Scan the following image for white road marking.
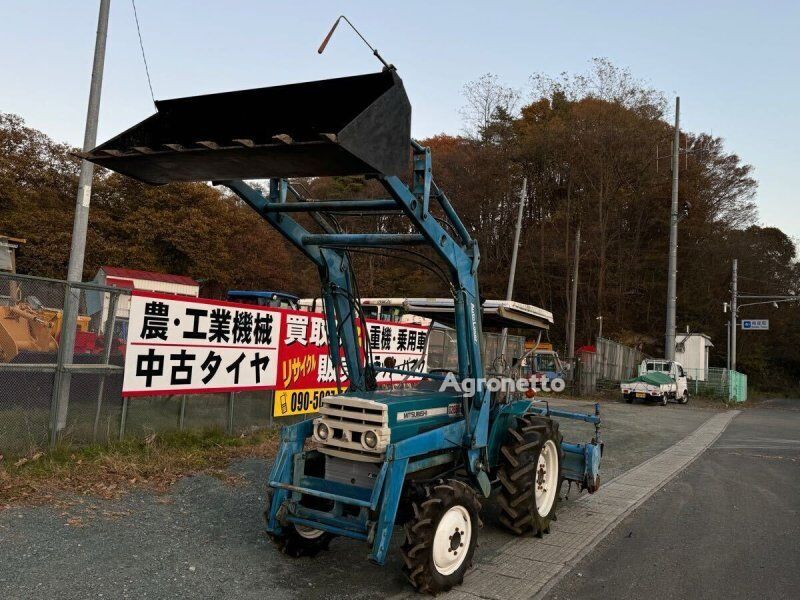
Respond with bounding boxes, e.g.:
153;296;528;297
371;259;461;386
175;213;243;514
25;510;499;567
434;410;740;600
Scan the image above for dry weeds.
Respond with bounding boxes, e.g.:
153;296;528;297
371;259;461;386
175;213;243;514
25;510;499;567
0;429;279;510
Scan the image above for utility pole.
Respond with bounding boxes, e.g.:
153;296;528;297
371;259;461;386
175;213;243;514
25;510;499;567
730;258;738;372
567;225;581;360
726;320;731;372
665;96;680;361
596;314;603;342
500;178;527;360
53;0;111;437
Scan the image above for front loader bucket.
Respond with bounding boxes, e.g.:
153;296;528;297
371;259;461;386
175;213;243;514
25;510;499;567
83;70;411;184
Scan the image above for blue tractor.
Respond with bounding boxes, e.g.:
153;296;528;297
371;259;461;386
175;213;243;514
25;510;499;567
84;64;602;594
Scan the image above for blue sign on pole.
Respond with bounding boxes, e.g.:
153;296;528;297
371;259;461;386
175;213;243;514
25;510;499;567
741;319;769;331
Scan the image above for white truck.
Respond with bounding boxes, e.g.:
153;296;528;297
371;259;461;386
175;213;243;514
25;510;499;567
620;359;689;405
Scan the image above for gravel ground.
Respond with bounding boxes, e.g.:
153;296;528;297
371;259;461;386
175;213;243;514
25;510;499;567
0;397;724;599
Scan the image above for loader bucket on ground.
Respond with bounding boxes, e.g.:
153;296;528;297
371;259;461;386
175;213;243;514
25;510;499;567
83;70;411;184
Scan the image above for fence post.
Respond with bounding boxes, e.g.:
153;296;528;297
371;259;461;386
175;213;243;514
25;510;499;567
119;396;128;441
49;280;71;448
268;390;274;428
93;291;119;442
227;391;235;435
179;395;187;431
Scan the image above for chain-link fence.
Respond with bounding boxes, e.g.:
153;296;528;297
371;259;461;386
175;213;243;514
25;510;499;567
683;367;747;402
1;272;125;453
5;271;745;455
3;274;534;455
0;272;294;455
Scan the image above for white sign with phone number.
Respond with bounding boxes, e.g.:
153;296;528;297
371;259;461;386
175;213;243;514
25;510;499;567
123;292;281;396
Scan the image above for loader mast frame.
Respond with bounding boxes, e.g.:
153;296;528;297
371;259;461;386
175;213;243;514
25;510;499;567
220;141;492;474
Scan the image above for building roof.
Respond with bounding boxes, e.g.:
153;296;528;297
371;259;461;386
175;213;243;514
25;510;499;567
101;266;199;287
0;235;26;244
677;332;714;347
299;297;554;330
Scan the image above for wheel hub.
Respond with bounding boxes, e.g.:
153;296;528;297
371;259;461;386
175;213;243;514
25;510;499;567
535;440;559;517
433;506;472;575
448;528;463;553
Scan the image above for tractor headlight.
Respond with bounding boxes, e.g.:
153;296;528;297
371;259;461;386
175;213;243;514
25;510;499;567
363;430;379;449
315;422;329;441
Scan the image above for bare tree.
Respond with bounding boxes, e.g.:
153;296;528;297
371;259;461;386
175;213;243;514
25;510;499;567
460;73;520;140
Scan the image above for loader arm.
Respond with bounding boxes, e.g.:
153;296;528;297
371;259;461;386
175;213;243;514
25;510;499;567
218;143;492;476
81;69;493;479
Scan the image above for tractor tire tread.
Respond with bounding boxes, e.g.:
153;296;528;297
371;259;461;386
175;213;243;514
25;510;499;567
497;415;563;537
400;478;481;594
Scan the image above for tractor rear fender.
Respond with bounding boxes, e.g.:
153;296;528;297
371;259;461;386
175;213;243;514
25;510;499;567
486;399;534;468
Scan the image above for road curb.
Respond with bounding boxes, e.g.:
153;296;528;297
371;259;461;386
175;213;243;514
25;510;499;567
438;409;740;600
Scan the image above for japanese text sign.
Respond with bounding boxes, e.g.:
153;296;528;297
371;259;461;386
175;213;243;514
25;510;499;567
123;291;428;411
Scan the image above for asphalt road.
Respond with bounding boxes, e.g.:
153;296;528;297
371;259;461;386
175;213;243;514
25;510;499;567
548;397;800;600
0;398;721;599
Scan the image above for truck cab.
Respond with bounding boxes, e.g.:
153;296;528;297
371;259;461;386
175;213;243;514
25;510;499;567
516;341;566;383
532;349;566;381
623;359;689;405
642;359;687;387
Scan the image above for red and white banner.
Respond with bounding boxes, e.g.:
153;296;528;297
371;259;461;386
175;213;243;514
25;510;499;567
122;291;428;415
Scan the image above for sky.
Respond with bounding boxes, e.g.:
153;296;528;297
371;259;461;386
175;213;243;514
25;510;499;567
1;1;798;242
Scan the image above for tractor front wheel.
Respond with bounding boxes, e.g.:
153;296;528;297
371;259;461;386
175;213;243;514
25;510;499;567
497;415;563;537
401;479;482;594
264;490;334;558
268;524;335;558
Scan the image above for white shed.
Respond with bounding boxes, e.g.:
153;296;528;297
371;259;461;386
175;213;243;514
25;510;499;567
674;333;713;380
87;267;200;336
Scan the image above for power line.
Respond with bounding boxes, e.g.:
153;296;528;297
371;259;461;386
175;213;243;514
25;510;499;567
131;0;155;104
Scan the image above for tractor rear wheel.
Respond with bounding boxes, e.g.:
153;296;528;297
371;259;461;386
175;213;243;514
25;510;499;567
497;415;563;537
401;479;482;594
264;489;334;558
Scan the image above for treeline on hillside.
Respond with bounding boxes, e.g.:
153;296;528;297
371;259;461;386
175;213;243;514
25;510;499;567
1;59;798;388
0;112;297;296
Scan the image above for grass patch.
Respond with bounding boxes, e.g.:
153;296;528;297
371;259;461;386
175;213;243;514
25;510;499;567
0;428;279;510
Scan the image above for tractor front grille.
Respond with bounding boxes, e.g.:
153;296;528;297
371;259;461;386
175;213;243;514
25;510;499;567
312;395;390;463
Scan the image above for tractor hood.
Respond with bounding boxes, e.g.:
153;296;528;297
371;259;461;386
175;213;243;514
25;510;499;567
342;387;463;444
365;388;462;426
